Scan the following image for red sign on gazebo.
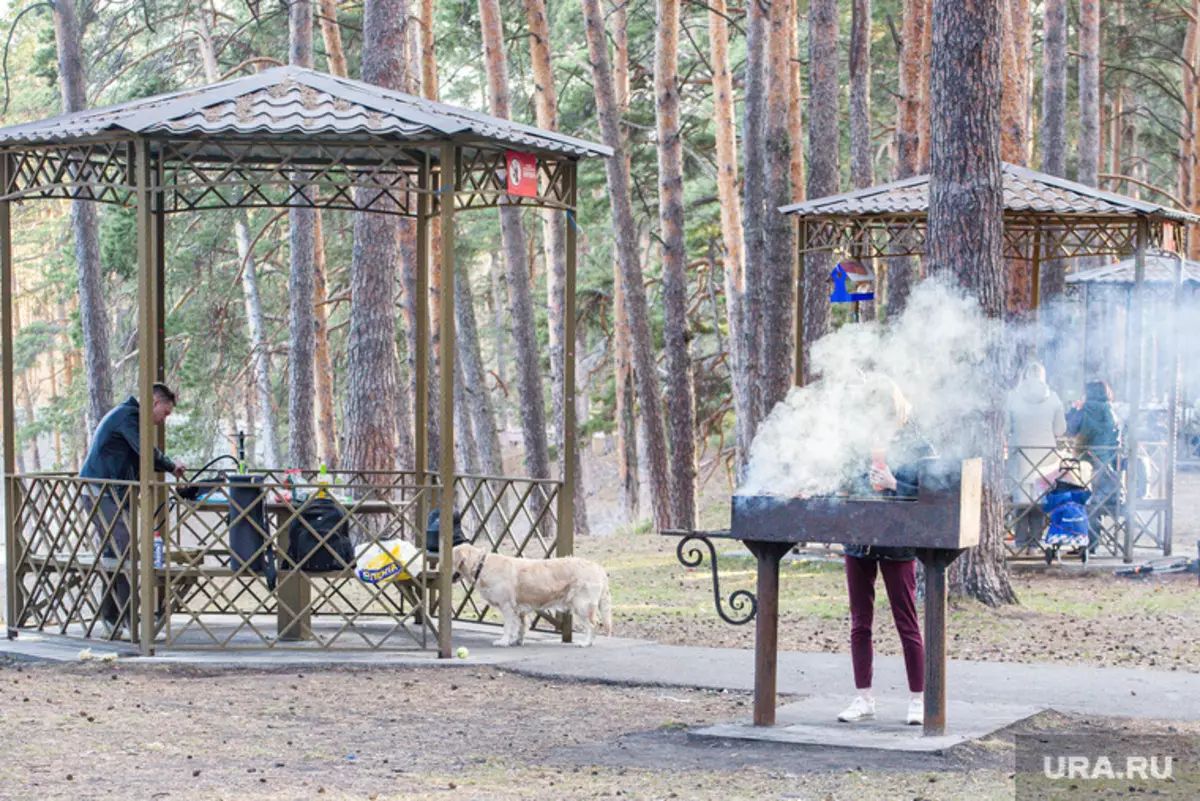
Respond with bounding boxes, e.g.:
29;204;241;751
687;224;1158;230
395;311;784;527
506;150;538;197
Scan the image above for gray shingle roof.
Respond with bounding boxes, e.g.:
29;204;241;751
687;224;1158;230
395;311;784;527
1066;253;1200;286
0;66;611;159
780;163;1198;224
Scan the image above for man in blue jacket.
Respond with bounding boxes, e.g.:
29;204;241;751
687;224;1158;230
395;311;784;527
80;383;187;638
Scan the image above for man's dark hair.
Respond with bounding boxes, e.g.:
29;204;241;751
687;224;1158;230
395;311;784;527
153;383;178;405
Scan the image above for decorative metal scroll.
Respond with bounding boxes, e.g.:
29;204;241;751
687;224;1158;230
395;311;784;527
673;532;756;626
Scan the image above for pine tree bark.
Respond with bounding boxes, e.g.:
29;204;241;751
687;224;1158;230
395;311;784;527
1078;0;1101;187
1187;1;1200;260
850;0;873;190
789;7;806;203
741;0;768;407
1039;0;1068;301
890;0;929;316
927;0;1016;606
916;0;933;174
708;0;753;477
762;0;795;406
1000;0;1025;165
53;0;111;435
479;0;551;484
525;0;590;534
314;0;346;468
318;0;348;77
343;0;406;473
804;0;838;383
655;0;696;528
287;0;319;468
489;254;509;432
612;2;639;522
455;266;503;475
581;0;673;528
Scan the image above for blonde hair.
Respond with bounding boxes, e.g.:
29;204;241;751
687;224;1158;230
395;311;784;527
1022;361;1047;382
860;372;912;428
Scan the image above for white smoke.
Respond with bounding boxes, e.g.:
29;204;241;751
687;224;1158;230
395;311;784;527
739;279;1012;498
739;265;1200;499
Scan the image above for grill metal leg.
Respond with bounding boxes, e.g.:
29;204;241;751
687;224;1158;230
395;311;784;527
918;548;963;736
746;540;792;726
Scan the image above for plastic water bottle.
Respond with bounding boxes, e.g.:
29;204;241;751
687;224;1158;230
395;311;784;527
153;532;165;568
316;464;332;499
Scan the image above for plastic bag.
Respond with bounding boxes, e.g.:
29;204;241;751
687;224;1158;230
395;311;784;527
355;538;425;584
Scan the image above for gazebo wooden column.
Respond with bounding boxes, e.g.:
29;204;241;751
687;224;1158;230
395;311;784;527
437;142;457;658
1122;218;1148;563
2;153;16;638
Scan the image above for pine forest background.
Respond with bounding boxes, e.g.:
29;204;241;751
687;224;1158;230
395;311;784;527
2;0;1194;539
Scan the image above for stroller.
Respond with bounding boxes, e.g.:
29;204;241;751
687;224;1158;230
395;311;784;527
1039;458;1092;564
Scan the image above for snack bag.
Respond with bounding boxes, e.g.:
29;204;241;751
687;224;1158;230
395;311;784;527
355;538;425;584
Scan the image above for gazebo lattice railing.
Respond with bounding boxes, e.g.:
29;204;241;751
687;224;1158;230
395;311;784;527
782;163;1198;562
2;66;611;654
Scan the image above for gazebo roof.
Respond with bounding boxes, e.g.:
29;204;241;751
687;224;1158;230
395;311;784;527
780;163;1198;224
1066;252;1200;286
0;66;611;159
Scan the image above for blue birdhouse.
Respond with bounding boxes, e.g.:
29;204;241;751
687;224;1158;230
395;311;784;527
830;261;876;303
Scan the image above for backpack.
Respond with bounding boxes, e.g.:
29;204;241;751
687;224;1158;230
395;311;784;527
228;474;277;591
287;498;355;571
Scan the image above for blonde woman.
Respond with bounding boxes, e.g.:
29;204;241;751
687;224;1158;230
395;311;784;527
838;375;930;726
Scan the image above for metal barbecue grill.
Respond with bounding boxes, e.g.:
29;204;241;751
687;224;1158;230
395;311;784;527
664;457;982;736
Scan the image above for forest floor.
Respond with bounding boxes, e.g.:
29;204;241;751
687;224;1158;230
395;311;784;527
2;660;1197;800
578;468;1200;674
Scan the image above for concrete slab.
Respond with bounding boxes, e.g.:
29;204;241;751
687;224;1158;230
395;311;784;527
692;696;1043;753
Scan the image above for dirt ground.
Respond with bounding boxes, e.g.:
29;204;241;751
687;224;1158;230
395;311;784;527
579;472;1200;674
2;661;1197;800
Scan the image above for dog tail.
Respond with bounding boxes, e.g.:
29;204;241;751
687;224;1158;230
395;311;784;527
599;574;613;636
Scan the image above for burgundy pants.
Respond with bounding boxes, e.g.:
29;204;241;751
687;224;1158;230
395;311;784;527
844;556;925;692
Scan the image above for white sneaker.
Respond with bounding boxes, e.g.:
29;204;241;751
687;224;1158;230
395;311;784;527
907;696;924;725
837;695;876;722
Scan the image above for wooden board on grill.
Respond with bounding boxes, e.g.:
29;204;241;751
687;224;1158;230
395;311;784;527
730;458;981;551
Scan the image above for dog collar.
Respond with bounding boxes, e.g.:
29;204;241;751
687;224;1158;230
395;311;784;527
471;552;488;584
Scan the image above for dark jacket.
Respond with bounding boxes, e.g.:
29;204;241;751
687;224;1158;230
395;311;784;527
79;396;175;483
844;423;934;562
1068;400;1120;467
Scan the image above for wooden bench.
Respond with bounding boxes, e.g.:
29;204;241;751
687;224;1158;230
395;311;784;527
21;548;441;642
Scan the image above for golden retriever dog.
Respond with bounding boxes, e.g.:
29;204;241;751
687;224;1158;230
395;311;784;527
452;543;613;647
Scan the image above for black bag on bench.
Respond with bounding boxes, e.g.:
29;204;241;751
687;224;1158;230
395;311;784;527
287;498;355;572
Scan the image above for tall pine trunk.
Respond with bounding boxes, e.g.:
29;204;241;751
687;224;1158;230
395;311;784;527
1001;0;1032;317
581;0;673;529
1078;0;1101;188
655;0;696;528
53;0;111;434
478;0;551;485
741;0;768;412
890;0;929;316
1039;0;1069;387
761;0;795;407
789;8;806;203
708;0;752;477
288;0;318;469
611;2;639;521
343;0;406;473
804;0;839;384
928;0;1016;606
455;265;503;475
525;0;590;534
314;0;346;468
849;0;876;321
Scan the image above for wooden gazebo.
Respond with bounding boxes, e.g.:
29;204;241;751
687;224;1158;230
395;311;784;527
1;67;610;655
781;164;1198;560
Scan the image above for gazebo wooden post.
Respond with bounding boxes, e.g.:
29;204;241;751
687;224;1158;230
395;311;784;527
1031;224;1042;316
415;152;430;525
793;220;807;386
134;136;159;653
1164;249;1184;556
559;161;578;643
1123;217;1149;563
1;152;18;638
436;143;457;659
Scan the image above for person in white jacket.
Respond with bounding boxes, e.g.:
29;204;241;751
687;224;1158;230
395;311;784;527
1006;362;1068;547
